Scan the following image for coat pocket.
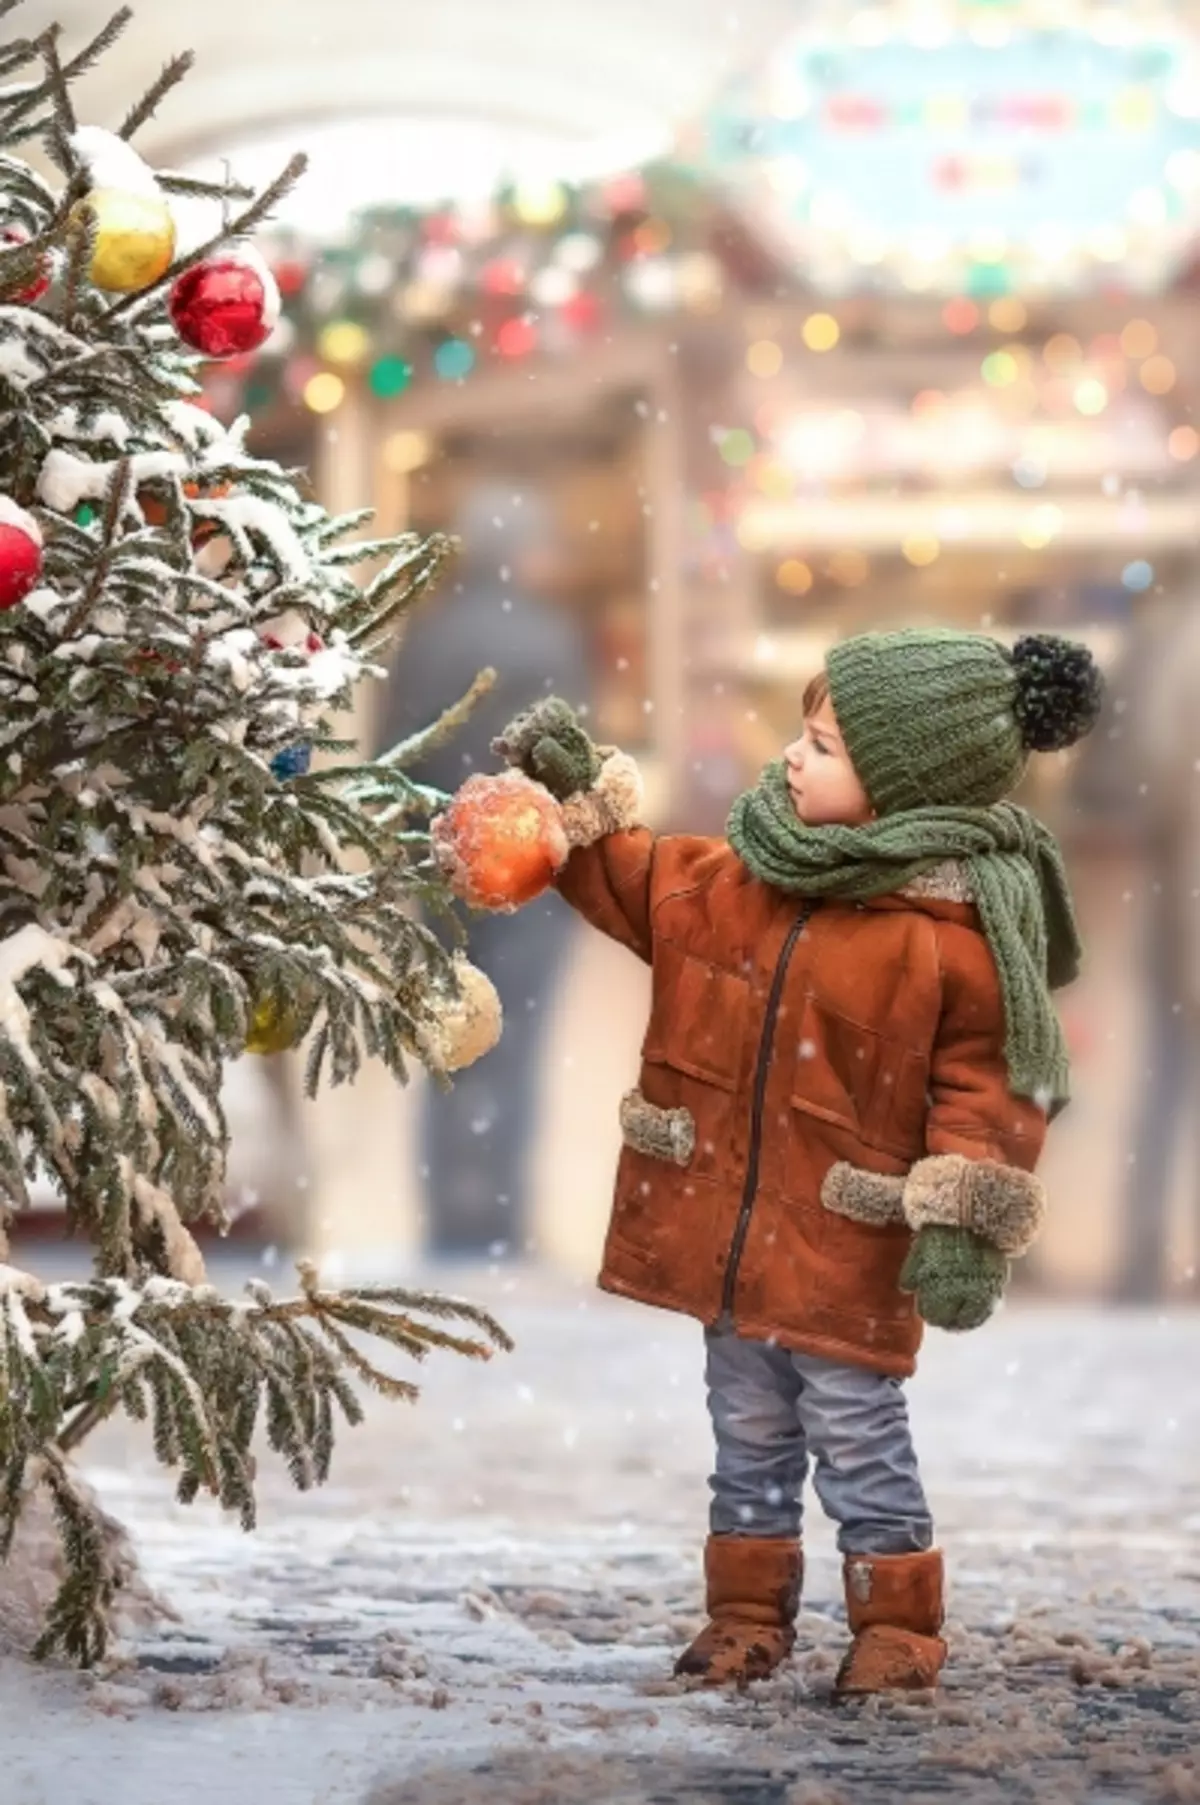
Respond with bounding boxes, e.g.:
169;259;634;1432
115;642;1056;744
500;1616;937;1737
789;993;883;1136
642;940;749;1092
871;1043;931;1158
789;995;929;1157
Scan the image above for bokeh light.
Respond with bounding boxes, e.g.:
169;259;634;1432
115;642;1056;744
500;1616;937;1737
981;351;1019;387
433;338;475;380
776;558;814;594
719;428;756;467
368;355;414;399
317;320;370;368
303;371;345;413
1019;504;1064;549
497;317;538;357
747;339;784;378
383;430;432;474
1043;334;1082;373
942;298;979;335
802;312;841;352
827;549;870;586
1140;355;1176;394
988;297;1028;333
1120;319;1158;359
512;179;568;226
1074;378;1109;415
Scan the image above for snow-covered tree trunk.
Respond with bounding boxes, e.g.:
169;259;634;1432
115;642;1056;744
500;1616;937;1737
0;1465;166;1658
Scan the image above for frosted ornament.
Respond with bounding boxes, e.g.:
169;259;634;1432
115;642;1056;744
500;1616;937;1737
73;188;175;293
432;770;568;911
69;126;176;294
419;955;502;1073
245;994;305;1056
270;743;312;781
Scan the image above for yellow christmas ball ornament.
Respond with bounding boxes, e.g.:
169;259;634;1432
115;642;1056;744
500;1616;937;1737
245;995;306;1057
419;956;503;1074
74;188;176;293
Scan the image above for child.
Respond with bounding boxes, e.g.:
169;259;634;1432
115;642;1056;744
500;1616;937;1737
489;628;1102;1696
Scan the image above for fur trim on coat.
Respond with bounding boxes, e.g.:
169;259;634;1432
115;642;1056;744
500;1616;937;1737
821;1153;1045;1256
560;751;643;849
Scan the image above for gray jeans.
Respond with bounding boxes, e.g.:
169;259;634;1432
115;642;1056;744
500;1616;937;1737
705;1319;933;1555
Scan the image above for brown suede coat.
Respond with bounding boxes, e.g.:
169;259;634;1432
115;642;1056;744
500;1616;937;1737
557;830;1047;1377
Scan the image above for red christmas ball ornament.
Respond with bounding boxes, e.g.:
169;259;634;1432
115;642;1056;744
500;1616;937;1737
259;609;323;653
0;499;42;609
261;627;325;654
169;244;280;359
432;771;569;912
0;225;51;303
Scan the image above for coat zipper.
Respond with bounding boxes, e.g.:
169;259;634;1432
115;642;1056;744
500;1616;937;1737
720;903;813;1318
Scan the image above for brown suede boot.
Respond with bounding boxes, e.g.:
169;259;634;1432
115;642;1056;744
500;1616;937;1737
674;1534;802;1688
834;1550;947;1696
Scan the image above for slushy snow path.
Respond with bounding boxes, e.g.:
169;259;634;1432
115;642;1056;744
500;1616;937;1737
2;1260;1198;1805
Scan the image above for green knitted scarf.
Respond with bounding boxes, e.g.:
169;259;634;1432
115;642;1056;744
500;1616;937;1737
726;761;1082;1111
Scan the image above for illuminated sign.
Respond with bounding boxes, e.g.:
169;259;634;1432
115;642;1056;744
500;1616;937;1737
695;4;1200;293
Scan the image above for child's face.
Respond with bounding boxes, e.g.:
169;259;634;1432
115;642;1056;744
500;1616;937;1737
783;695;875;827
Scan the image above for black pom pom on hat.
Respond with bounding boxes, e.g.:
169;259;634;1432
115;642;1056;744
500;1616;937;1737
1010;633;1104;753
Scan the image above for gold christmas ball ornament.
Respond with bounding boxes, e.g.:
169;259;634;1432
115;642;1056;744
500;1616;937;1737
73;187;176;293
245;994;305;1057
420;956;503;1073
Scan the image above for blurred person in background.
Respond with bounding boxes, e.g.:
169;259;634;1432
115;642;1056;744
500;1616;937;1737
375;482;591;1259
1069;591;1200;1300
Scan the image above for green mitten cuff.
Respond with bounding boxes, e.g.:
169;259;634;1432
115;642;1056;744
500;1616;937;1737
899;1224;1009;1332
492;697;602;801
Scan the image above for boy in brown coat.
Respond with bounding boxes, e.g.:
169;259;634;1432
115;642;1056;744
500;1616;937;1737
483;627;1101;1696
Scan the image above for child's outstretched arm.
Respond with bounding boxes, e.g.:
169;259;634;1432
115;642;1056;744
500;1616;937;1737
492;696;655;961
898;920;1049;1332
492;697;721;965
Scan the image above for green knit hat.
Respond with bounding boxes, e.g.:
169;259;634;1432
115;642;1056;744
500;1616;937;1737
825;628;1103;816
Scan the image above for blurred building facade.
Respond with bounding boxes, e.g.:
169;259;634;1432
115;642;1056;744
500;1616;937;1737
15;0;1200;1299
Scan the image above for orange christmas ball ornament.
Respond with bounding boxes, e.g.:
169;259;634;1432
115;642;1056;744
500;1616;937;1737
432;771;569;911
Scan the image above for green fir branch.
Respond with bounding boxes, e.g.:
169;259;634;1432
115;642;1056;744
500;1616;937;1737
1;1261;512;1661
116;50;194;143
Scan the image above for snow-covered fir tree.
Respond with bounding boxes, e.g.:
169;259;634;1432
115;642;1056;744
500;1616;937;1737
0;3;510;1664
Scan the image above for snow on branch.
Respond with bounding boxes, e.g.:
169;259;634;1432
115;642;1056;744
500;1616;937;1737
36;446;187;513
0;922;81;1065
0;1259;513;1663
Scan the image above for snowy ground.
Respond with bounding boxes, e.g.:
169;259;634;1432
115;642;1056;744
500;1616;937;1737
1;1258;1199;1805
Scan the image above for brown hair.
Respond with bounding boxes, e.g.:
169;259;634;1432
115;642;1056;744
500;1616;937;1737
802;669;829;717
